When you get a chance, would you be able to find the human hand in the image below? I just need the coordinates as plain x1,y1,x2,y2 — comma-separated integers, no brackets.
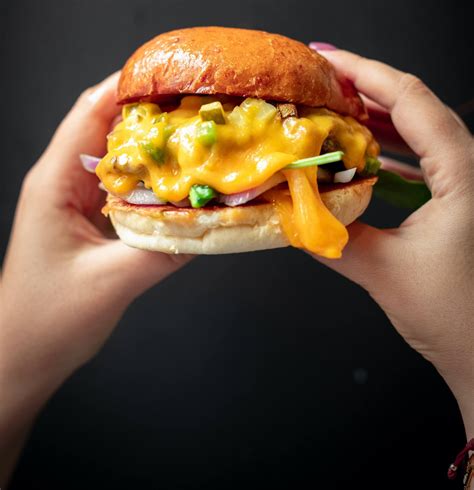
309,46,474,437
0,73,192,478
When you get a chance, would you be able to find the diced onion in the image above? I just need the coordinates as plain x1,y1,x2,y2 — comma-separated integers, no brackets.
218,173,286,206
334,167,356,183
119,187,189,207
122,187,167,205
80,154,101,173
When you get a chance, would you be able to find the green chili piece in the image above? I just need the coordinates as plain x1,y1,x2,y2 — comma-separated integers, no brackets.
151,113,166,125
189,184,217,208
141,142,165,164
123,103,146,120
199,101,226,124
163,124,176,140
196,121,217,146
361,156,382,177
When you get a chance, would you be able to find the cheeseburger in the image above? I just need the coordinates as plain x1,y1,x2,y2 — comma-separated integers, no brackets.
91,27,381,258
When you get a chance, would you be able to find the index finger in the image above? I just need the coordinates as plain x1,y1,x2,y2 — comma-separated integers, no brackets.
321,50,471,163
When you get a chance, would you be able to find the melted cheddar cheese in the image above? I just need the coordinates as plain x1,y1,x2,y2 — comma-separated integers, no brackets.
97,96,379,258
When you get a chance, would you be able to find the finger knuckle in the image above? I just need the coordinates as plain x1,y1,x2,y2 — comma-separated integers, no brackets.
398,73,428,98
353,53,368,72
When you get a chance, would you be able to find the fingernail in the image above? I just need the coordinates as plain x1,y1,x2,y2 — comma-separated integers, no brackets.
309,42,337,52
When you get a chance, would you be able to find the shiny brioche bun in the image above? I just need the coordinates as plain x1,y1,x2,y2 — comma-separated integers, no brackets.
104,179,376,255
118,27,366,119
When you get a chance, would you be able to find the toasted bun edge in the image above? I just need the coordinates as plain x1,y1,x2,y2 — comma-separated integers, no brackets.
118,27,366,119
106,178,376,254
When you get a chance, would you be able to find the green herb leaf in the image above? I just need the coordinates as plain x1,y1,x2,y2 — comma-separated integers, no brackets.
196,121,217,146
374,169,431,209
189,184,217,208
141,142,165,164
285,151,344,169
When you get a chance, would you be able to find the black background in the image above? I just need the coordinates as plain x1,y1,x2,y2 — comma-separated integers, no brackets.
1,1,472,488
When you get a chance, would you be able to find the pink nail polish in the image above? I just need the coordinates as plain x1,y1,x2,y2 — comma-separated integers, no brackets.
309,42,337,51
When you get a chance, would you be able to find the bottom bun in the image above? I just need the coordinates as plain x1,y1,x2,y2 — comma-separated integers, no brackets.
104,178,376,254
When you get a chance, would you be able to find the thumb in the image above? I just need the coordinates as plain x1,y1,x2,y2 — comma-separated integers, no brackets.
308,221,402,293
85,240,193,302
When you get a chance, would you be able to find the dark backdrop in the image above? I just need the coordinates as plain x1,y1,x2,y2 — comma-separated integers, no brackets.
1,1,472,489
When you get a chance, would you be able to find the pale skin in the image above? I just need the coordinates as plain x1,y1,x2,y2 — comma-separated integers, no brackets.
0,75,193,484
309,47,474,445
1,49,473,486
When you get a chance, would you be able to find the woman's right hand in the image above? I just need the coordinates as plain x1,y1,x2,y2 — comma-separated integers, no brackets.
309,46,474,439
0,73,193,484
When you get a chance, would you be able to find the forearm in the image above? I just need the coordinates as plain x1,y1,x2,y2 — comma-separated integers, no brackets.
463,409,474,490
459,395,474,442
0,424,32,487
446,372,474,489
442,366,474,441
0,359,63,487
0,313,70,486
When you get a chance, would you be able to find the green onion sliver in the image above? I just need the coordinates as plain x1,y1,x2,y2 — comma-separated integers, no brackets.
285,151,344,169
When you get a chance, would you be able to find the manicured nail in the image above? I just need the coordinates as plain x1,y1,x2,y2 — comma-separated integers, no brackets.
309,42,337,51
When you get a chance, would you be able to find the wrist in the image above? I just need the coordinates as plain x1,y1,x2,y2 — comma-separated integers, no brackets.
0,353,65,441
460,398,474,442
435,356,474,440
0,314,73,448
447,376,474,440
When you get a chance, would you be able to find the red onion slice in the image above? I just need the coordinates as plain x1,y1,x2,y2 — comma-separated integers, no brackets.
218,173,286,207
170,198,191,207
122,187,167,205
334,167,356,183
113,183,184,207
80,154,101,173
81,154,174,206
